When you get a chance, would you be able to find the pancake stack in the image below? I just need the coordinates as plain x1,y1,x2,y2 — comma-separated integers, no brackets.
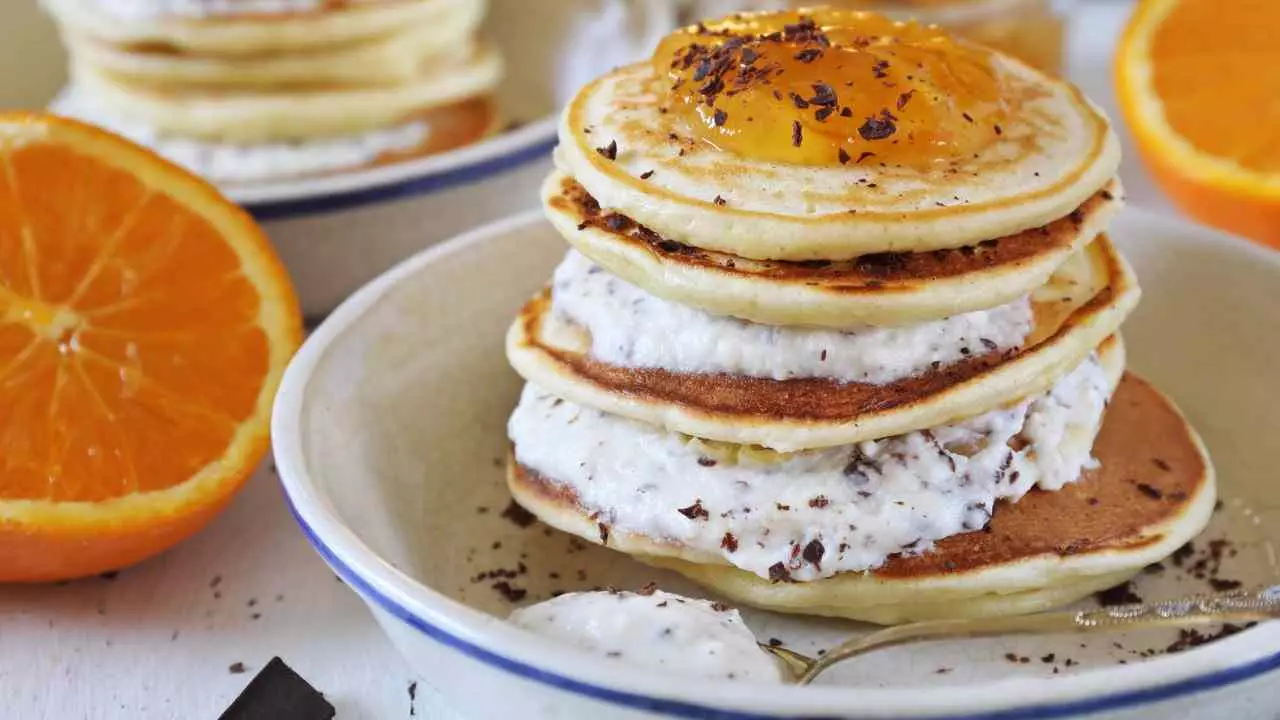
41,0,502,184
505,10,1216,624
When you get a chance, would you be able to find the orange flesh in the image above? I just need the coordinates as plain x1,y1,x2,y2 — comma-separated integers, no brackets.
655,10,1008,167
0,141,266,503
1151,0,1280,173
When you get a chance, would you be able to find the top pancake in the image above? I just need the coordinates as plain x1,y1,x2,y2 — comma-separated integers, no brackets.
59,0,488,89
41,0,465,56
557,44,1119,260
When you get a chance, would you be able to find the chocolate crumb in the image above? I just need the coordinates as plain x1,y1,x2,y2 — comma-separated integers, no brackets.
1041,653,1056,663
768,562,794,583
710,602,731,612
808,495,829,509
721,532,739,552
802,539,825,568
713,109,728,127
638,581,659,596
597,522,610,545
678,501,710,520
714,195,727,206
792,121,803,147
697,456,717,467
1095,582,1143,607
838,148,851,164
858,113,896,141
501,500,537,528
1209,578,1243,591
856,151,876,164
596,140,618,161
640,170,655,180
1136,483,1164,500
492,581,527,602
768,638,784,647
229,662,247,674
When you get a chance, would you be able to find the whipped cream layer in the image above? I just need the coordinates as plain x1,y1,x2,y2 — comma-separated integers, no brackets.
92,0,385,20
549,250,1034,384
509,353,1112,582
53,89,428,184
509,589,782,683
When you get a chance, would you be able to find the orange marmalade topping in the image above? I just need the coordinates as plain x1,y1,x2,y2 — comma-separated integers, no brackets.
654,10,1009,167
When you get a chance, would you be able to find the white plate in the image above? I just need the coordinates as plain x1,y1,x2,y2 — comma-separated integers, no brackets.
273,208,1280,719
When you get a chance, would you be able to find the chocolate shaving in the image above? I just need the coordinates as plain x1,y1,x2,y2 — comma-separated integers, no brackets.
596,140,618,160
858,112,896,141
792,120,804,147
1136,483,1164,500
678,500,710,520
809,82,837,106
794,48,823,63
768,562,794,583
500,500,537,528
802,539,825,568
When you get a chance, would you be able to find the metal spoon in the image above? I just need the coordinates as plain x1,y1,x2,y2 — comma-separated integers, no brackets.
760,584,1280,685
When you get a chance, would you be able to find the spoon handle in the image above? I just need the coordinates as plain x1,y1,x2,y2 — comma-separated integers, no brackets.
798,584,1280,684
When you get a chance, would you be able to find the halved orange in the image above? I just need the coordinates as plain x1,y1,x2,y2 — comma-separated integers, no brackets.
1116,0,1280,247
0,112,302,582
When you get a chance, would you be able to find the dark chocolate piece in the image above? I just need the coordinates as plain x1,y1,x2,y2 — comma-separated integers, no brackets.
218,657,334,720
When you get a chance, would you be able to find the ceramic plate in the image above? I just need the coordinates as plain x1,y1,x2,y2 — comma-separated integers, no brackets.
273,208,1280,719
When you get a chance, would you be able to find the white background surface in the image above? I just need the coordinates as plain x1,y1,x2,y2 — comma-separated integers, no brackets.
0,3,1181,719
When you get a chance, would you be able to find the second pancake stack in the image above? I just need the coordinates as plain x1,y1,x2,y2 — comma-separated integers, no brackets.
41,0,503,184
505,10,1215,624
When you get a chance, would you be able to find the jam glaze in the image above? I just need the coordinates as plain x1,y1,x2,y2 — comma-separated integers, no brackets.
655,10,1009,168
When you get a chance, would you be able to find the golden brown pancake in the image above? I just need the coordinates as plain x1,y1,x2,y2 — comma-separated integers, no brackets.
506,235,1140,451
507,370,1217,624
41,0,463,56
544,172,1125,327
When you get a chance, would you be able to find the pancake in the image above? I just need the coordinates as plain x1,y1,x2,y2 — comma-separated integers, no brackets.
52,91,499,184
68,43,503,141
506,234,1139,451
508,365,1217,624
60,1,486,89
39,0,467,56
544,170,1125,328
555,11,1120,260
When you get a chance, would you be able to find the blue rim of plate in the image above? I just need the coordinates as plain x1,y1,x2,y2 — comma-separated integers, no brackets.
283,494,1280,720
241,135,557,222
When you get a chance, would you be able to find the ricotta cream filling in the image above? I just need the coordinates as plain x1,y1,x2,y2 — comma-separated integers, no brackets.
549,250,1034,384
52,89,429,184
509,589,782,683
508,353,1112,582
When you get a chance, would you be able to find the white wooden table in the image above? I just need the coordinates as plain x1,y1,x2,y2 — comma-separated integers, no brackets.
1,4,1169,718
